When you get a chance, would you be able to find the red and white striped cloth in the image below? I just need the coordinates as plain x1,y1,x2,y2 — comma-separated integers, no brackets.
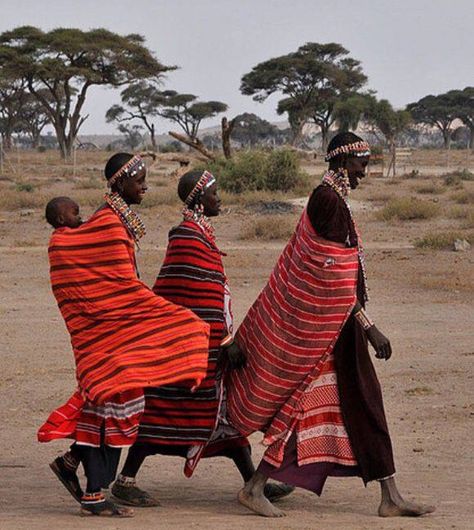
227,209,359,467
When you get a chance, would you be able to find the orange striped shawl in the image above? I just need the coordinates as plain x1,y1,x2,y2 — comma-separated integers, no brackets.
227,209,359,448
48,206,210,403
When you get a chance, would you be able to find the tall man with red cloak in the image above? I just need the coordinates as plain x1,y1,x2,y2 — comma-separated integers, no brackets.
226,133,436,519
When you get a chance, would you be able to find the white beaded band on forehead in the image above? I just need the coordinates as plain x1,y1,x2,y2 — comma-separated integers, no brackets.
107,155,146,188
184,170,216,207
324,141,371,162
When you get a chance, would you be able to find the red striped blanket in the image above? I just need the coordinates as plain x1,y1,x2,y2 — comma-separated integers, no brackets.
47,206,210,404
227,209,359,466
139,220,230,445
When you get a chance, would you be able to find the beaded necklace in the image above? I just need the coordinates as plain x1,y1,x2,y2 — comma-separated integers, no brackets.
321,170,369,302
182,205,216,243
104,192,146,245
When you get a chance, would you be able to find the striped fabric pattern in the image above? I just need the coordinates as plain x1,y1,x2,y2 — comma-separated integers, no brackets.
227,209,359,466
138,221,228,445
48,207,210,404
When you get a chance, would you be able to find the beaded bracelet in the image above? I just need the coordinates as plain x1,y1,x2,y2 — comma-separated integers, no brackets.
220,334,234,347
354,308,374,330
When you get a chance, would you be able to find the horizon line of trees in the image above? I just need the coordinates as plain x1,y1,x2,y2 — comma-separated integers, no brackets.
0,27,472,160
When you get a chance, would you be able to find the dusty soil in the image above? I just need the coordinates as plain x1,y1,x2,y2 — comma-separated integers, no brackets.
0,150,473,529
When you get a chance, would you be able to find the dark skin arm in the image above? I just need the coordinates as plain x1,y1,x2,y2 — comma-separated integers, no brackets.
352,301,392,360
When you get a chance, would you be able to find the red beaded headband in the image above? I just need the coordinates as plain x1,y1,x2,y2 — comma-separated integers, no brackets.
107,155,145,188
184,170,216,207
325,141,371,162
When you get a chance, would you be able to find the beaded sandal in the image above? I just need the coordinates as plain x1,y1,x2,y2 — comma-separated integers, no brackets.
50,456,83,503
80,492,134,517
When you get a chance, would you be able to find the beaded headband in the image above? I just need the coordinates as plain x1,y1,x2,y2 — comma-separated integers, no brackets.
107,155,146,188
325,141,371,162
184,170,216,207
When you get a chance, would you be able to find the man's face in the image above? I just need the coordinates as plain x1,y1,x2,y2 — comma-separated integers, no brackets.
346,156,369,189
119,167,148,205
200,182,221,217
58,200,82,228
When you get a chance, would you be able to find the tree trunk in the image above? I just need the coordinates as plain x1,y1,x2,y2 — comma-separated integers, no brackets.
221,117,235,159
290,121,304,147
442,128,451,149
2,132,13,150
469,127,474,150
320,123,330,151
168,131,215,161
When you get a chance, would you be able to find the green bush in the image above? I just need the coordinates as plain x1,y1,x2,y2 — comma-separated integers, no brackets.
16,182,35,193
443,169,474,185
376,198,439,221
201,149,307,194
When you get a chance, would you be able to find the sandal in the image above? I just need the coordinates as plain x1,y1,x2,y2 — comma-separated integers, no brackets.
80,493,134,517
264,482,295,503
111,481,160,507
50,456,83,503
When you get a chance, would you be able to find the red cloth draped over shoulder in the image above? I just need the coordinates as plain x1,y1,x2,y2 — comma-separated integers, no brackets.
138,220,227,446
226,209,359,447
47,206,210,404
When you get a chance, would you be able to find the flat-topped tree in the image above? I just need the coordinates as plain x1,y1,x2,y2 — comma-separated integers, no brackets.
407,93,459,149
156,90,227,159
364,98,412,176
106,80,174,151
0,26,171,159
241,42,367,149
0,78,28,149
448,87,474,149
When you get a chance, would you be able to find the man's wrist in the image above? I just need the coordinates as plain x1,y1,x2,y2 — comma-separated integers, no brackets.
354,308,374,331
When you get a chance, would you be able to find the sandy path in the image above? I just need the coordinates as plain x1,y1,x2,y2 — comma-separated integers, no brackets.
1,244,473,530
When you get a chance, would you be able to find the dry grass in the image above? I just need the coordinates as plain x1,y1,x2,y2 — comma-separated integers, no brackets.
451,190,474,205
405,386,434,396
413,182,445,194
0,188,47,210
74,177,104,190
240,215,297,240
140,188,180,208
376,198,439,221
414,230,473,250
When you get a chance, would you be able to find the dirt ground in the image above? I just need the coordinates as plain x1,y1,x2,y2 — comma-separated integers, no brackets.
0,150,473,529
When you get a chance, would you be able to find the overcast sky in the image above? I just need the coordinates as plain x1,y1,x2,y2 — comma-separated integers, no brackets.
1,0,473,135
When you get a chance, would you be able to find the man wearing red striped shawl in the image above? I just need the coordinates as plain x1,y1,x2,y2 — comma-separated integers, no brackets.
227,133,435,518
111,170,293,507
38,154,210,517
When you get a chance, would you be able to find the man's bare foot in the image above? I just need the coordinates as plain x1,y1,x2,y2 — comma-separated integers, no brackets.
238,488,285,517
378,498,436,517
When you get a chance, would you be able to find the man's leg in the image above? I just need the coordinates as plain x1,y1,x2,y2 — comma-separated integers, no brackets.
238,469,285,517
378,476,436,517
111,444,160,507
49,443,83,502
221,445,294,502
76,444,133,517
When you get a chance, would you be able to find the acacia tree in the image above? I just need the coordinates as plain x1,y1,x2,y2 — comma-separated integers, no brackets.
0,78,28,149
449,87,474,149
156,90,227,159
407,93,458,149
241,42,367,149
118,123,144,150
157,91,227,139
364,98,411,176
231,112,279,147
106,81,170,150
0,26,170,158
18,90,52,147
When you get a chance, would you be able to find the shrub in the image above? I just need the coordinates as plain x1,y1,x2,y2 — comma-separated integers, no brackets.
415,231,473,250
414,183,444,194
16,182,35,193
376,198,439,221
240,215,296,240
265,149,302,191
443,169,474,185
201,149,307,194
451,190,474,205
159,141,183,153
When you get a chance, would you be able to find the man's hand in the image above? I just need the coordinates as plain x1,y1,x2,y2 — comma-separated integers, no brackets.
222,341,246,369
366,325,392,360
